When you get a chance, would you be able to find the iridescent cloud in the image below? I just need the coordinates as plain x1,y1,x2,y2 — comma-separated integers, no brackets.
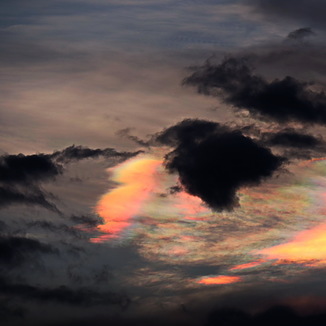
91,155,162,242
197,275,242,285
256,222,326,266
90,155,326,289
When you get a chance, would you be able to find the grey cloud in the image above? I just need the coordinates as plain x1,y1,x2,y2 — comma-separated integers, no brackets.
70,214,103,227
0,277,129,307
0,186,60,213
262,129,324,149
184,57,326,125
287,27,315,40
51,145,142,163
0,236,57,268
249,0,326,28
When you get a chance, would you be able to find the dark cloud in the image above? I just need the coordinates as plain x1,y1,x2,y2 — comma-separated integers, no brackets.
25,221,85,239
263,129,323,148
0,300,24,322
0,277,129,307
0,153,62,211
205,305,326,326
116,128,150,147
244,47,326,87
184,57,326,124
37,304,326,326
156,119,284,211
70,214,103,228
287,27,315,41
258,129,326,159
0,145,140,210
51,145,142,163
0,186,60,212
0,236,57,268
0,154,61,184
249,0,326,28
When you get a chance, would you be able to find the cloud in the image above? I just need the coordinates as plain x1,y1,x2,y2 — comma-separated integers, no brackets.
0,153,63,210
0,277,129,307
258,129,326,159
287,27,315,41
0,186,60,212
0,236,57,268
0,145,140,211
205,305,326,326
51,145,142,163
25,221,86,239
184,57,326,124
0,300,24,322
249,0,326,28
262,129,324,149
116,128,150,147
70,214,103,227
0,153,61,184
155,119,284,211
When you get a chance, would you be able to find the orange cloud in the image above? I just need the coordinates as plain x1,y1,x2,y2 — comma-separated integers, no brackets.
197,275,242,285
91,156,162,242
256,222,326,266
230,260,265,271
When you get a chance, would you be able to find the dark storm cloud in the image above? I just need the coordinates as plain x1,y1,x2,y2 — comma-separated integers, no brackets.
184,57,326,124
287,27,315,40
249,0,326,28
0,236,57,268
156,119,284,211
51,145,142,163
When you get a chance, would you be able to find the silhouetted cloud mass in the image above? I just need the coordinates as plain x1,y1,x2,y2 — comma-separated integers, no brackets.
156,119,284,211
184,57,326,124
0,153,61,211
0,154,61,184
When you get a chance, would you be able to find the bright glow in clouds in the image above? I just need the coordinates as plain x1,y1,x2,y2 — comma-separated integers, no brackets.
90,155,326,289
92,155,162,242
197,275,242,285
230,260,265,271
256,222,326,266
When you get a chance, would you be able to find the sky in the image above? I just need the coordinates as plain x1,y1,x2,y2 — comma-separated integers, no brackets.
1,0,326,325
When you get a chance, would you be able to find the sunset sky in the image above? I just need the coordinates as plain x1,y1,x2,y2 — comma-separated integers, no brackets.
1,1,326,325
